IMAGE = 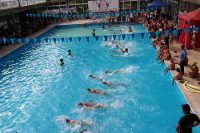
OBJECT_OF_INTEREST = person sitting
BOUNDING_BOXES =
[172,68,183,85]
[60,59,64,66]
[78,100,104,109]
[64,118,92,127]
[87,88,106,95]
[68,49,71,56]
[152,38,158,48]
[128,27,132,32]
[91,29,96,36]
[189,62,199,78]
[159,49,171,64]
[163,59,175,75]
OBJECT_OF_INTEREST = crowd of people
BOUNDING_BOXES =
[143,10,199,85]
[143,10,200,132]
[0,15,62,47]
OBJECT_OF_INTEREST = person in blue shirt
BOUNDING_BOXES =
[180,44,187,74]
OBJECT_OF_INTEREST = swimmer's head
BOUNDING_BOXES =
[78,103,83,106]
[89,74,93,78]
[87,88,91,92]
[125,48,128,53]
[68,49,71,53]
[65,119,70,123]
[60,59,63,62]
[93,29,95,31]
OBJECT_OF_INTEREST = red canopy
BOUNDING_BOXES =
[179,8,200,25]
[178,8,200,49]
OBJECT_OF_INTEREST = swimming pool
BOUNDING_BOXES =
[0,24,199,133]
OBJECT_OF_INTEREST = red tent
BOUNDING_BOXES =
[179,8,200,49]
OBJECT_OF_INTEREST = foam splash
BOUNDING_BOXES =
[110,100,124,109]
[105,65,137,76]
[121,65,137,73]
[55,115,68,122]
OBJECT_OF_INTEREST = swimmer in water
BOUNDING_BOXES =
[78,100,104,109]
[91,29,96,36]
[121,48,128,53]
[128,27,133,32]
[102,81,113,87]
[111,40,120,48]
[80,129,88,133]
[102,80,127,88]
[60,59,64,66]
[105,69,122,74]
[87,88,106,95]
[88,74,103,81]
[112,48,128,54]
[64,118,92,127]
[68,49,71,56]
[65,118,82,125]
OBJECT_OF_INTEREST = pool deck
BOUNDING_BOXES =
[0,19,200,117]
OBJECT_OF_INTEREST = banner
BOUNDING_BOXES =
[88,0,119,12]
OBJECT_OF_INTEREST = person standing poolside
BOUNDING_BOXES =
[180,45,187,74]
[60,59,64,66]
[191,31,196,51]
[176,104,200,133]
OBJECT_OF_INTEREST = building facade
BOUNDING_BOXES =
[179,0,200,12]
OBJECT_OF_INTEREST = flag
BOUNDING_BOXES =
[95,36,99,42]
[86,36,90,43]
[141,33,144,39]
[69,37,72,42]
[122,34,126,40]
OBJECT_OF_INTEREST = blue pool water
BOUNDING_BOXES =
[0,24,199,133]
